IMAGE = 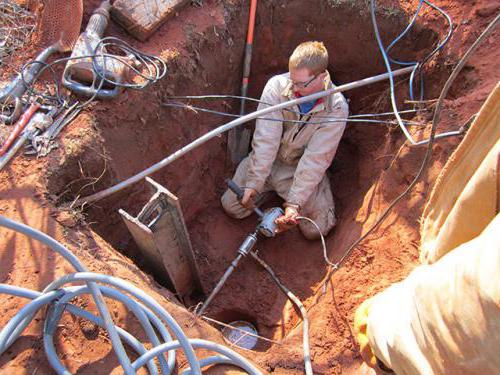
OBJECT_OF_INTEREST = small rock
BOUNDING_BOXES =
[56,211,77,228]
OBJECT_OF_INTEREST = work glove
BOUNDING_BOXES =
[354,298,378,369]
[275,205,299,233]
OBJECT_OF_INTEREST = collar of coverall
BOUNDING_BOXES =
[281,70,336,114]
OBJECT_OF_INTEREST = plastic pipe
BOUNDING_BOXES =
[46,285,172,373]
[0,218,262,374]
[76,66,414,205]
[132,339,262,375]
[0,216,135,375]
[0,281,262,375]
[0,284,159,375]
[0,289,64,352]
[42,272,202,374]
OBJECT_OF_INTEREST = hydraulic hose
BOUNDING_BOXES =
[370,0,460,145]
[0,216,262,374]
[250,252,312,375]
[76,66,414,206]
[0,216,134,374]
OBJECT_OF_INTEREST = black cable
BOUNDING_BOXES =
[161,100,425,126]
[91,37,167,89]
[19,59,65,106]
[14,37,168,110]
[164,94,426,121]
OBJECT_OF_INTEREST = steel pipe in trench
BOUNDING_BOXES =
[76,66,414,206]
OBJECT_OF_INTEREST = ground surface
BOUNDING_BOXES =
[0,0,499,374]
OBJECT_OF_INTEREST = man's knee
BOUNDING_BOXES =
[298,208,336,240]
[300,226,323,240]
[221,190,252,219]
[299,223,329,240]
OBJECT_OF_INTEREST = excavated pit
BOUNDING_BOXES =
[46,0,445,351]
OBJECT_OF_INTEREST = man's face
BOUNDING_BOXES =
[289,67,325,96]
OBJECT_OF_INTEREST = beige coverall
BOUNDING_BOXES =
[221,72,349,239]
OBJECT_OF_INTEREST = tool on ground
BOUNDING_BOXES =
[196,180,283,316]
[0,102,40,157]
[25,102,81,157]
[0,44,61,124]
[0,106,56,170]
[62,1,128,99]
[226,179,284,237]
[228,0,258,165]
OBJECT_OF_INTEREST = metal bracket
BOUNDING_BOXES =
[119,177,201,301]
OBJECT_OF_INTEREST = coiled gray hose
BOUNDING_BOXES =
[0,215,262,375]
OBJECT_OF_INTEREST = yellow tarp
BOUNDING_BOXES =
[358,83,500,374]
[420,83,500,264]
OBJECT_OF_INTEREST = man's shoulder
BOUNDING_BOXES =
[264,73,290,93]
[329,91,349,114]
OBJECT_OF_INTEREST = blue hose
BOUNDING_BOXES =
[0,284,159,374]
[370,0,460,145]
[379,0,453,101]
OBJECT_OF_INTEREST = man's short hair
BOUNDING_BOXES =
[289,41,329,75]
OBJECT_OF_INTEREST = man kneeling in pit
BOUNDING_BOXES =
[221,41,349,239]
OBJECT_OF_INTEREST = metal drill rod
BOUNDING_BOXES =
[197,230,258,316]
[197,253,244,317]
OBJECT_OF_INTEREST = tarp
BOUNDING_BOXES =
[358,83,500,374]
[420,83,500,264]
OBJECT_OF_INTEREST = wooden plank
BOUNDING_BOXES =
[111,0,190,41]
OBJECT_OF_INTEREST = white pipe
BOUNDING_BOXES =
[76,66,414,205]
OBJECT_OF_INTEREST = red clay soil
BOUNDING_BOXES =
[1,0,499,374]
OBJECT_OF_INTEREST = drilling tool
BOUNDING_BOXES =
[196,180,284,316]
[26,102,81,157]
[62,1,128,99]
[0,106,57,170]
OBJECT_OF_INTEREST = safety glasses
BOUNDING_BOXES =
[290,74,319,89]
